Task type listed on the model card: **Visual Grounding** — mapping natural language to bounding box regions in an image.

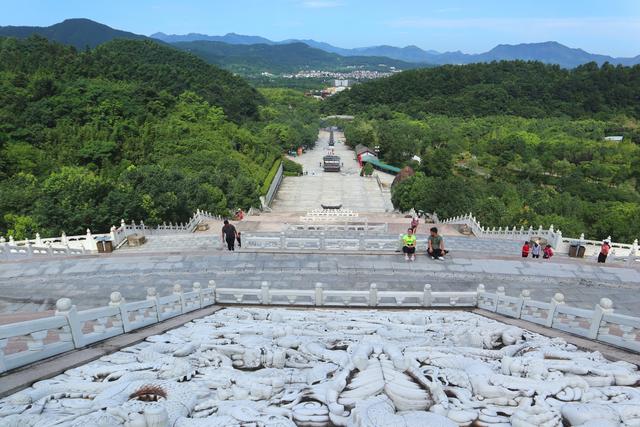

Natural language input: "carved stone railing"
[243,232,401,251]
[0,281,218,373]
[300,209,359,222]
[0,281,638,373]
[287,222,387,233]
[476,284,639,352]
[243,232,522,253]
[0,210,221,261]
[442,212,639,262]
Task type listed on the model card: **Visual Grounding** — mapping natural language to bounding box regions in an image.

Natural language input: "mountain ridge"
[0,18,150,49]
[171,40,422,74]
[153,32,640,68]
[1,19,638,69]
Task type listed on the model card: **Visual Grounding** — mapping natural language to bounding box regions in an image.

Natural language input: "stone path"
[1,251,639,316]
[271,129,393,212]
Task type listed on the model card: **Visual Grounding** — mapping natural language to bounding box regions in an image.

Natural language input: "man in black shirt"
[221,220,238,251]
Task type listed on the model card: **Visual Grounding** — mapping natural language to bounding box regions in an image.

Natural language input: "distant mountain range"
[1,19,638,70]
[0,18,150,49]
[153,32,640,68]
[171,40,419,74]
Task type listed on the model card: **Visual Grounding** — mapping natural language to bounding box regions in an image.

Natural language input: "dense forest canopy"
[0,36,319,239]
[325,61,640,119]
[327,61,640,242]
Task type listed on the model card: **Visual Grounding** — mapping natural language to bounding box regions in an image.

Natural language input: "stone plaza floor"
[1,251,639,317]
[1,307,639,426]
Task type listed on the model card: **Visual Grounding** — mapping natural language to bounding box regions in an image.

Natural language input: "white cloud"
[301,1,343,8]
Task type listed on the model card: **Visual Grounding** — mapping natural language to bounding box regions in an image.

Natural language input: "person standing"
[221,220,238,251]
[427,227,446,260]
[402,228,417,261]
[531,241,541,259]
[521,241,530,258]
[598,240,611,263]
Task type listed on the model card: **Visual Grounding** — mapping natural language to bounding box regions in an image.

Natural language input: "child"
[543,244,554,259]
[236,232,242,249]
[521,241,530,258]
[531,241,541,259]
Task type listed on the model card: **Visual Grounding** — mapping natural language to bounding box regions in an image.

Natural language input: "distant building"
[334,79,350,87]
[604,136,624,142]
[355,144,377,166]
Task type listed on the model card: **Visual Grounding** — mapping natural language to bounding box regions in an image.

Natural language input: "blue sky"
[2,0,639,56]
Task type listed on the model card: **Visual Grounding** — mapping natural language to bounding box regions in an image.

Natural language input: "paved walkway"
[1,251,639,316]
[271,129,393,212]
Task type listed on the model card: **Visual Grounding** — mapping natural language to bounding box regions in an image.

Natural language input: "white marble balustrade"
[1,281,638,374]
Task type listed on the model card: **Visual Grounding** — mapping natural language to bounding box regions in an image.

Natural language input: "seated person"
[427,227,447,260]
[543,244,554,259]
[402,228,417,261]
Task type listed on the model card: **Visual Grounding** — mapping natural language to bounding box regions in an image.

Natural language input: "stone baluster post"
[0,237,8,260]
[589,298,613,339]
[369,283,378,307]
[280,232,286,249]
[55,298,81,348]
[173,284,184,312]
[108,292,124,329]
[146,287,160,321]
[515,289,530,318]
[85,229,98,252]
[628,239,638,264]
[35,233,43,246]
[260,281,271,305]
[208,280,217,304]
[546,293,565,327]
[553,230,563,250]
[192,282,202,308]
[423,284,432,307]
[315,282,324,306]
[319,232,326,250]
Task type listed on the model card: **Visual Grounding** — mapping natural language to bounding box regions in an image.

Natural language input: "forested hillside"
[0,36,319,238]
[0,18,150,49]
[326,61,640,118]
[328,62,640,242]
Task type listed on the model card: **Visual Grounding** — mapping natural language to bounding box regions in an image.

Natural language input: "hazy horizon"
[2,0,639,57]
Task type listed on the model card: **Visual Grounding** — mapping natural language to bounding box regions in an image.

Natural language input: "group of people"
[521,239,612,263]
[521,241,554,259]
[402,225,447,262]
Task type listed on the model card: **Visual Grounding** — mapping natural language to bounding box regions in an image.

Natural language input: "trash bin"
[569,243,578,257]
[569,242,586,258]
[96,239,113,253]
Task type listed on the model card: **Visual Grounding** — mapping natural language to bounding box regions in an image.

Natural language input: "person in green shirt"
[402,228,417,261]
[427,226,446,260]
